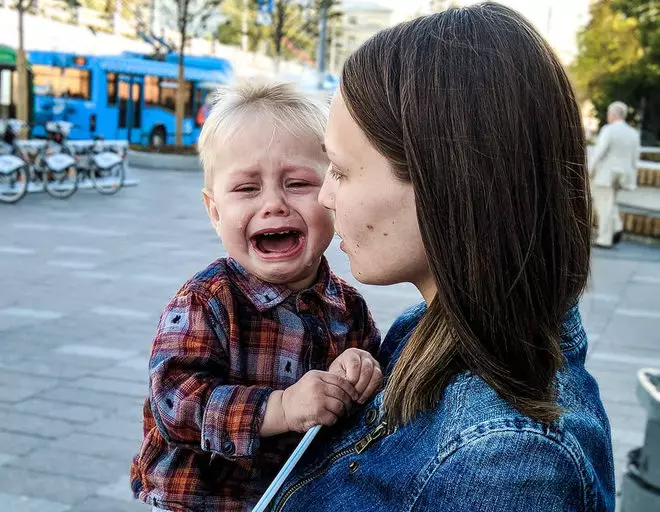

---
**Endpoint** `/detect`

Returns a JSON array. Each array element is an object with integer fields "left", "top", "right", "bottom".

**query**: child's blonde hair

[{"left": 198, "top": 81, "right": 329, "bottom": 189}]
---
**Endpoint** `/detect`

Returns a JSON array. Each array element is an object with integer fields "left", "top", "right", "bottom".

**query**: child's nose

[{"left": 261, "top": 192, "right": 290, "bottom": 218}]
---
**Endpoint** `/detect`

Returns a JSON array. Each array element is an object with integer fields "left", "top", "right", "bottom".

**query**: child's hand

[
  {"left": 280, "top": 371, "right": 359, "bottom": 433},
  {"left": 329, "top": 348, "right": 383, "bottom": 404}
]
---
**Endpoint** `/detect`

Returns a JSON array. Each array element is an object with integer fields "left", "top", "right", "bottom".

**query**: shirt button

[
  {"left": 365, "top": 407, "right": 378, "bottom": 426},
  {"left": 221, "top": 440, "right": 236, "bottom": 455},
  {"left": 348, "top": 461, "right": 360, "bottom": 474}
]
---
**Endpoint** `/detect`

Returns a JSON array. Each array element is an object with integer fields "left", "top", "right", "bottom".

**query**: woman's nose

[{"left": 318, "top": 172, "right": 337, "bottom": 210}]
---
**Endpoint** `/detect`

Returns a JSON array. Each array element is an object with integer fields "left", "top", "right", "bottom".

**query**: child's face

[{"left": 203, "top": 117, "right": 334, "bottom": 290}]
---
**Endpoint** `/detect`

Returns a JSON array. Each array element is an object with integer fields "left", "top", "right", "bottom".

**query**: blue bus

[{"left": 28, "top": 51, "right": 233, "bottom": 146}]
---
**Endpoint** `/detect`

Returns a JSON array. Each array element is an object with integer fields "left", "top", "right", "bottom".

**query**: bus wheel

[{"left": 150, "top": 127, "right": 166, "bottom": 149}]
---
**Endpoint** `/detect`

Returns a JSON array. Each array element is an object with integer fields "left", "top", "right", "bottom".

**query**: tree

[
  {"left": 217, "top": 0, "right": 268, "bottom": 51},
  {"left": 571, "top": 0, "right": 660, "bottom": 144},
  {"left": 12, "top": 0, "right": 34, "bottom": 125},
  {"left": 161, "top": 0, "right": 223, "bottom": 145}
]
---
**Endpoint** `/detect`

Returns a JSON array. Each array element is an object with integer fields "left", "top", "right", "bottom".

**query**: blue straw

[{"left": 252, "top": 425, "right": 322, "bottom": 512}]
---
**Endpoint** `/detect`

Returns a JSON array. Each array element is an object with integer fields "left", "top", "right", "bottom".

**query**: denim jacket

[{"left": 269, "top": 303, "right": 615, "bottom": 512}]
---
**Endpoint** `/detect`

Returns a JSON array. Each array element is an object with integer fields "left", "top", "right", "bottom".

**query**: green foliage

[{"left": 572, "top": 0, "right": 660, "bottom": 144}]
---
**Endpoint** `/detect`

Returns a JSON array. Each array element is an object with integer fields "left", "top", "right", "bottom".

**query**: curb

[{"left": 127, "top": 150, "right": 201, "bottom": 172}]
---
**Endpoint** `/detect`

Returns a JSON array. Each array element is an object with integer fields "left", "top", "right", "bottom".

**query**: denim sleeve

[{"left": 412, "top": 429, "right": 589, "bottom": 512}]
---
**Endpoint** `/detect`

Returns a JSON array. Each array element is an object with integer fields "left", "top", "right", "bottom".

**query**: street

[{"left": 1, "top": 168, "right": 659, "bottom": 511}]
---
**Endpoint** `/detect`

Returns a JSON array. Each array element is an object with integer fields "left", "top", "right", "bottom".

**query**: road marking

[
  {"left": 631, "top": 275, "right": 660, "bottom": 285},
  {"left": 54, "top": 345, "right": 138, "bottom": 361},
  {"left": 615, "top": 308, "right": 660, "bottom": 320},
  {"left": 47, "top": 260, "right": 98, "bottom": 270},
  {"left": 0, "top": 246, "right": 35, "bottom": 255},
  {"left": 0, "top": 308, "right": 63, "bottom": 320},
  {"left": 54, "top": 246, "right": 105, "bottom": 255},
  {"left": 72, "top": 271, "right": 119, "bottom": 281},
  {"left": 13, "top": 222, "right": 126, "bottom": 237},
  {"left": 91, "top": 306, "right": 151, "bottom": 320},
  {"left": 582, "top": 293, "right": 619, "bottom": 303},
  {"left": 134, "top": 274, "right": 182, "bottom": 285}
]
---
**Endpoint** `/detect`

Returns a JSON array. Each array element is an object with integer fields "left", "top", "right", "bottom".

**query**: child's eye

[
  {"left": 234, "top": 184, "right": 259, "bottom": 193},
  {"left": 287, "top": 181, "right": 310, "bottom": 189}
]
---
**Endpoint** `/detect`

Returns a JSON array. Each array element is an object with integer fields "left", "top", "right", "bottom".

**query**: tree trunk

[
  {"left": 175, "top": 30, "right": 186, "bottom": 146},
  {"left": 273, "top": 0, "right": 285, "bottom": 76},
  {"left": 16, "top": 6, "right": 30, "bottom": 126}
]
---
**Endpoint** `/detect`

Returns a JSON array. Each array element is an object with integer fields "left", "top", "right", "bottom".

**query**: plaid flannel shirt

[{"left": 130, "top": 256, "right": 380, "bottom": 512}]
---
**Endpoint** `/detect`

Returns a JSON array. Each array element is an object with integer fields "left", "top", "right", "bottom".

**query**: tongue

[{"left": 259, "top": 234, "right": 298, "bottom": 253}]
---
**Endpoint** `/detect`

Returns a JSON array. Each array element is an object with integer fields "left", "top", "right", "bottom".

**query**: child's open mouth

[{"left": 251, "top": 230, "right": 305, "bottom": 259}]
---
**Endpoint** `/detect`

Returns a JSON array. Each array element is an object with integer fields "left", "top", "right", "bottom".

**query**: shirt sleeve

[
  {"left": 413, "top": 430, "right": 596, "bottom": 512},
  {"left": 589, "top": 125, "right": 611, "bottom": 176},
  {"left": 148, "top": 291, "right": 273, "bottom": 460}
]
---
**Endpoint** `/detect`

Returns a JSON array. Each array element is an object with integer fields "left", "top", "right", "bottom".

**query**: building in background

[{"left": 328, "top": 1, "right": 393, "bottom": 75}]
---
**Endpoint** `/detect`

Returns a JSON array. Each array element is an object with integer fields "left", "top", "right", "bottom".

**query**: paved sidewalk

[{"left": 0, "top": 167, "right": 659, "bottom": 510}]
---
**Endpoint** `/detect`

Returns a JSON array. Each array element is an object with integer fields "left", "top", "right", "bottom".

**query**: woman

[{"left": 268, "top": 3, "right": 615, "bottom": 512}]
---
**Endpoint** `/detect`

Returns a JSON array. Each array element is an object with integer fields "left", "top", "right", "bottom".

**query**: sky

[{"left": 376, "top": 0, "right": 592, "bottom": 64}]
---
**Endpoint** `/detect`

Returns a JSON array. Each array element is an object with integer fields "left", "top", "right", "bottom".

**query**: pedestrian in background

[{"left": 589, "top": 101, "right": 640, "bottom": 248}]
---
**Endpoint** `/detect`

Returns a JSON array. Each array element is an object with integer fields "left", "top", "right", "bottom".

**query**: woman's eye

[{"left": 328, "top": 165, "right": 344, "bottom": 181}]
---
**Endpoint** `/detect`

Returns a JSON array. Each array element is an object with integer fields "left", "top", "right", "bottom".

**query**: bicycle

[{"left": 76, "top": 135, "right": 126, "bottom": 195}]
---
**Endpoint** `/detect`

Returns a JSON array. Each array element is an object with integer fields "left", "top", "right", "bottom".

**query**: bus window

[
  {"left": 32, "top": 65, "right": 91, "bottom": 100},
  {"left": 0, "top": 69, "right": 11, "bottom": 118},
  {"left": 107, "top": 73, "right": 117, "bottom": 106},
  {"left": 132, "top": 82, "right": 142, "bottom": 128},
  {"left": 145, "top": 76, "right": 193, "bottom": 116},
  {"left": 118, "top": 80, "right": 129, "bottom": 128}
]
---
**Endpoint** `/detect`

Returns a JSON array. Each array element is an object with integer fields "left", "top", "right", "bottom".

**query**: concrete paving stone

[
  {"left": 17, "top": 353, "right": 112, "bottom": 372},
  {"left": 68, "top": 496, "right": 146, "bottom": 512},
  {"left": 67, "top": 377, "right": 146, "bottom": 398},
  {"left": 0, "top": 386, "right": 46, "bottom": 404},
  {"left": 40, "top": 387, "right": 145, "bottom": 413},
  {"left": 0, "top": 430, "right": 47, "bottom": 456},
  {"left": 118, "top": 357, "right": 150, "bottom": 372},
  {"left": 10, "top": 449, "right": 129, "bottom": 484},
  {"left": 54, "top": 345, "right": 138, "bottom": 361},
  {"left": 10, "top": 399, "right": 109, "bottom": 424},
  {"left": 0, "top": 358, "right": 93, "bottom": 380},
  {"left": 78, "top": 418, "right": 143, "bottom": 443},
  {"left": 0, "top": 453, "right": 15, "bottom": 466},
  {"left": 0, "top": 370, "right": 61, "bottom": 393},
  {"left": 0, "top": 492, "right": 71, "bottom": 512},
  {"left": 0, "top": 467, "right": 98, "bottom": 505},
  {"left": 95, "top": 475, "right": 135, "bottom": 503},
  {"left": 0, "top": 411, "right": 78, "bottom": 440},
  {"left": 46, "top": 433, "right": 138, "bottom": 462},
  {"left": 92, "top": 365, "right": 147, "bottom": 384}
]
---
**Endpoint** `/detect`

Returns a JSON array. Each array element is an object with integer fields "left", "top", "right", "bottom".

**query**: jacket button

[
  {"left": 348, "top": 461, "right": 360, "bottom": 474},
  {"left": 221, "top": 440, "right": 235, "bottom": 455},
  {"left": 365, "top": 407, "right": 378, "bottom": 426}
]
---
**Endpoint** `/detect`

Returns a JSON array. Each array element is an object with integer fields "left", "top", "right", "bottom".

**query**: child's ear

[{"left": 202, "top": 188, "right": 222, "bottom": 235}]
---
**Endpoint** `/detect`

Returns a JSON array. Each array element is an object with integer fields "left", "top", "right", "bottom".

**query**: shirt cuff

[{"left": 201, "top": 385, "right": 273, "bottom": 459}]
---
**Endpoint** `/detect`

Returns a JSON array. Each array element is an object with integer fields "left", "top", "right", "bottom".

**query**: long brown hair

[{"left": 341, "top": 3, "right": 591, "bottom": 425}]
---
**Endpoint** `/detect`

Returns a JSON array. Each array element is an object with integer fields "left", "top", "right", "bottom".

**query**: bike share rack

[
  {"left": 620, "top": 368, "right": 660, "bottom": 511},
  {"left": 15, "top": 139, "right": 137, "bottom": 192}
]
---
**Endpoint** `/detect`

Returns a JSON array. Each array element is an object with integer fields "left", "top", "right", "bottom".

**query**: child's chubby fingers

[
  {"left": 358, "top": 362, "right": 383, "bottom": 404},
  {"left": 354, "top": 356, "right": 380, "bottom": 399}
]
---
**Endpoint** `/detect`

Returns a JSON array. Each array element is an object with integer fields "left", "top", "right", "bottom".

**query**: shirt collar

[{"left": 227, "top": 256, "right": 347, "bottom": 313}]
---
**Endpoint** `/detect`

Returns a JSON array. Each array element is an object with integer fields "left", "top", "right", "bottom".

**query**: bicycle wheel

[
  {"left": 0, "top": 166, "right": 29, "bottom": 204},
  {"left": 43, "top": 165, "right": 78, "bottom": 199},
  {"left": 90, "top": 162, "right": 125, "bottom": 195}
]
